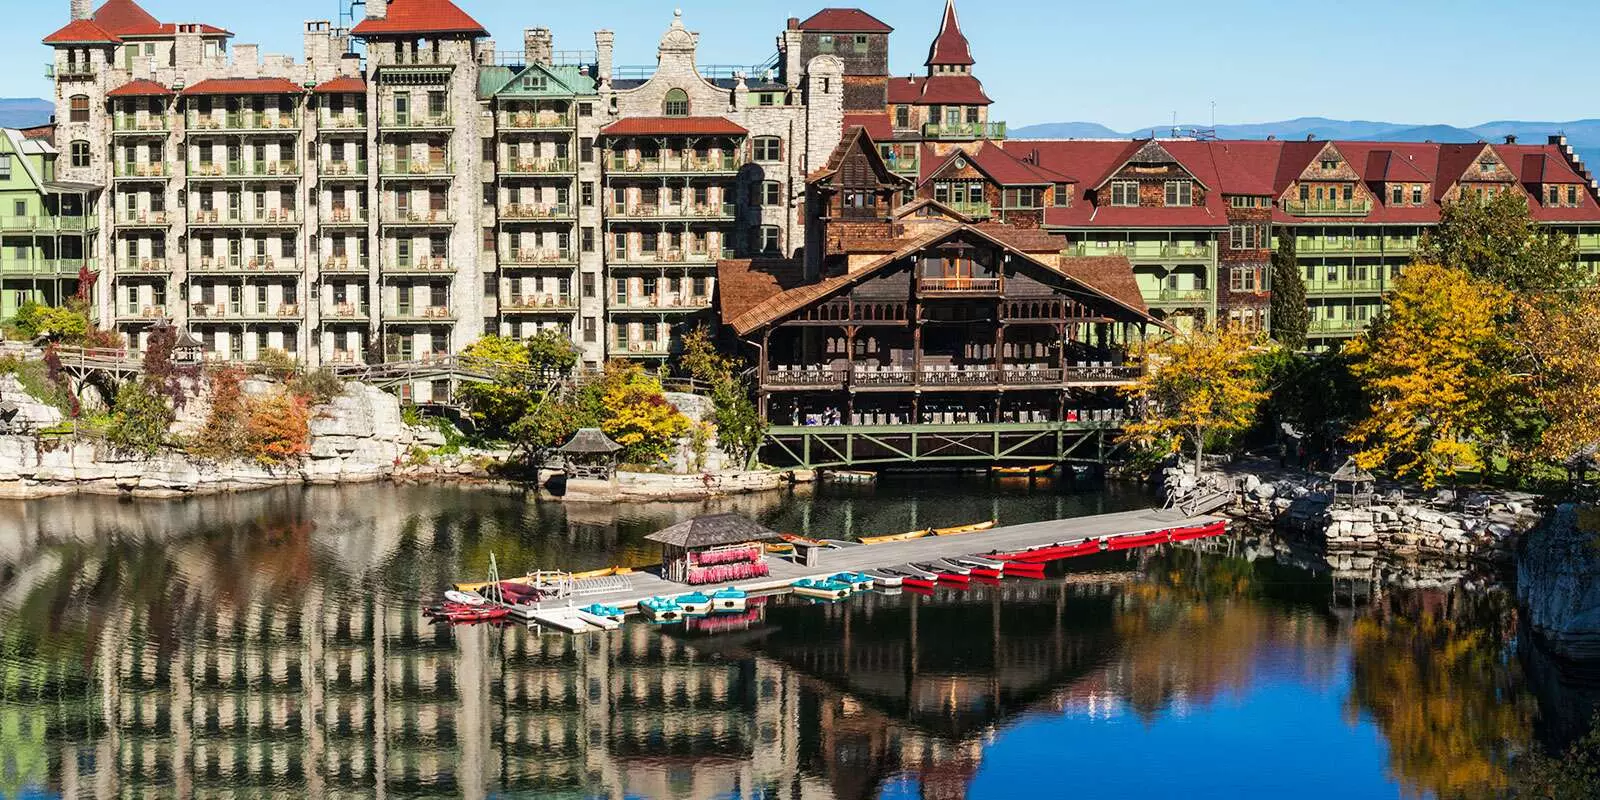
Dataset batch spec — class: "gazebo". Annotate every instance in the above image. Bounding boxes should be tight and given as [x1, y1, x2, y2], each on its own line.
[1331, 457, 1377, 507]
[558, 428, 623, 480]
[644, 513, 781, 585]
[174, 329, 206, 363]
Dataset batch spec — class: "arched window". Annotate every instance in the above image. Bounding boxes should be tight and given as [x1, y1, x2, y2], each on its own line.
[69, 140, 90, 168]
[69, 95, 89, 123]
[663, 89, 689, 117]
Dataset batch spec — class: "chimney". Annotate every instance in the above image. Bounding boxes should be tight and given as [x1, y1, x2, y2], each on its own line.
[369, 0, 387, 20]
[70, 0, 90, 21]
[1504, 134, 1517, 145]
[594, 30, 614, 83]
[1305, 134, 1316, 141]
[1266, 135, 1276, 141]
[787, 17, 799, 29]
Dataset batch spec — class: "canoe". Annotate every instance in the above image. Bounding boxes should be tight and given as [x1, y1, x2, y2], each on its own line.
[999, 560, 1046, 579]
[953, 559, 1004, 580]
[444, 589, 486, 606]
[995, 539, 1103, 563]
[991, 464, 1055, 476]
[780, 533, 835, 547]
[824, 470, 877, 483]
[676, 592, 713, 616]
[1108, 530, 1172, 551]
[858, 528, 932, 545]
[932, 520, 997, 536]
[933, 572, 970, 587]
[710, 586, 749, 614]
[437, 605, 509, 624]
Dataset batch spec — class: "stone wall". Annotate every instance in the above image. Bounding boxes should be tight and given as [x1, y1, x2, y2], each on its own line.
[1517, 504, 1600, 661]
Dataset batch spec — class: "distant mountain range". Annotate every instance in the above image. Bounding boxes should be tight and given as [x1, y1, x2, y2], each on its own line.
[0, 99, 54, 129]
[1012, 117, 1600, 174]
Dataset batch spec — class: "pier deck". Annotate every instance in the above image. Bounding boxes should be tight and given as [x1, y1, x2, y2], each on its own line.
[511, 506, 1225, 625]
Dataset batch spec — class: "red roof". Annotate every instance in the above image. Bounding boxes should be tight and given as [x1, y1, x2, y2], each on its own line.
[600, 117, 749, 137]
[182, 77, 306, 95]
[89, 0, 163, 36]
[926, 0, 975, 67]
[887, 74, 991, 105]
[797, 9, 893, 32]
[312, 76, 367, 94]
[42, 19, 122, 45]
[843, 112, 893, 140]
[151, 23, 231, 37]
[928, 142, 1073, 185]
[108, 79, 174, 97]
[351, 0, 488, 38]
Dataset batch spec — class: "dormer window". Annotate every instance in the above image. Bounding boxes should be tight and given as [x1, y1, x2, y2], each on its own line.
[1110, 181, 1138, 207]
[1164, 180, 1192, 207]
[1568, 185, 1580, 206]
[1320, 159, 1339, 171]
[663, 89, 689, 117]
[1549, 186, 1561, 205]
[1392, 186, 1403, 204]
[1479, 158, 1497, 174]
[1412, 185, 1424, 205]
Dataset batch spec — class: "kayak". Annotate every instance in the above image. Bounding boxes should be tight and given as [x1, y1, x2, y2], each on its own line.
[858, 528, 932, 545]
[991, 464, 1055, 477]
[933, 519, 997, 536]
[444, 589, 486, 606]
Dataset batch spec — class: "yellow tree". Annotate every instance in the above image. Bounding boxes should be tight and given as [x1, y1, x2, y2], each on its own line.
[1344, 263, 1512, 487]
[1120, 324, 1269, 476]
[599, 364, 690, 465]
[1515, 290, 1600, 464]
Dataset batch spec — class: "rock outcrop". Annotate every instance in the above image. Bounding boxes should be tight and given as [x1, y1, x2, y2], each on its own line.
[1517, 504, 1600, 661]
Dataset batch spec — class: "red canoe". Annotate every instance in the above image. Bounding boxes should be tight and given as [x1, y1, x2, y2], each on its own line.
[935, 572, 971, 587]
[1170, 521, 1228, 542]
[1107, 530, 1172, 551]
[1003, 540, 1103, 563]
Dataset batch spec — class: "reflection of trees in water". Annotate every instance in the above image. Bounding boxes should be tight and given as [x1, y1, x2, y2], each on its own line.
[1346, 587, 1532, 799]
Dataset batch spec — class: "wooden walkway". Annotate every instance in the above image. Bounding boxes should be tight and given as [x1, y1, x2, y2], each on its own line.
[506, 506, 1225, 629]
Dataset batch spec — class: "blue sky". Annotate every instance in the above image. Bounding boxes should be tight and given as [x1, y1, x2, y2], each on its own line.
[14, 0, 1600, 129]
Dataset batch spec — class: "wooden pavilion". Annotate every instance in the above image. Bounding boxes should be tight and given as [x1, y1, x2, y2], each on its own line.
[644, 513, 781, 585]
[558, 428, 623, 480]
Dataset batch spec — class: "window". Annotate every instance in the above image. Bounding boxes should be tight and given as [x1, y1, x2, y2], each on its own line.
[759, 93, 774, 106]
[1164, 181, 1192, 207]
[578, 102, 592, 117]
[761, 181, 781, 207]
[1342, 185, 1353, 201]
[0, 155, 10, 180]
[1229, 223, 1263, 250]
[1392, 186, 1404, 204]
[854, 34, 869, 53]
[70, 140, 90, 168]
[583, 316, 596, 342]
[428, 91, 446, 120]
[1230, 266, 1262, 292]
[582, 273, 595, 298]
[818, 34, 834, 52]
[759, 225, 780, 254]
[1569, 185, 1580, 206]
[663, 88, 689, 117]
[1002, 187, 1041, 208]
[1054, 184, 1072, 208]
[393, 93, 409, 123]
[895, 106, 909, 130]
[1320, 159, 1339, 171]
[754, 136, 781, 163]
[1412, 185, 1423, 205]
[1109, 181, 1138, 207]
[1549, 186, 1560, 205]
[581, 182, 594, 206]
[69, 95, 89, 123]
[1479, 158, 1497, 175]
[579, 137, 594, 164]
[1299, 184, 1310, 202]
[612, 278, 628, 304]
[581, 226, 595, 253]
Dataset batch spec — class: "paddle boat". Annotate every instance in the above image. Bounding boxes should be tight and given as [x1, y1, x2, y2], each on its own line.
[831, 572, 876, 592]
[863, 569, 905, 589]
[991, 464, 1055, 477]
[676, 592, 713, 616]
[639, 596, 684, 623]
[580, 603, 626, 624]
[710, 586, 749, 614]
[790, 577, 853, 601]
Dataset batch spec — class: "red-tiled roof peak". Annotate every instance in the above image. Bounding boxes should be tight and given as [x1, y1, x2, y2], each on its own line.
[796, 8, 893, 33]
[926, 0, 975, 67]
[350, 0, 488, 38]
[181, 77, 306, 95]
[90, 0, 163, 37]
[42, 18, 122, 45]
[311, 76, 367, 94]
[108, 79, 174, 97]
[600, 117, 749, 137]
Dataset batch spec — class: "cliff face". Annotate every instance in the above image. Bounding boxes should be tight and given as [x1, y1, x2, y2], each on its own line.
[0, 382, 427, 498]
[1517, 505, 1600, 662]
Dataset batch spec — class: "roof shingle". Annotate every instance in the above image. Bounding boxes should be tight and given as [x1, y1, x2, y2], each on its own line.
[797, 9, 893, 32]
[182, 77, 305, 95]
[107, 79, 173, 97]
[350, 0, 488, 38]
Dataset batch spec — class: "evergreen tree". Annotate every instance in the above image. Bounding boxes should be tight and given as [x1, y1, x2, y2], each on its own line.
[1269, 236, 1308, 349]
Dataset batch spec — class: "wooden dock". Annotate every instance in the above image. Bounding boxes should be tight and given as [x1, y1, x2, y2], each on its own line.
[507, 506, 1226, 632]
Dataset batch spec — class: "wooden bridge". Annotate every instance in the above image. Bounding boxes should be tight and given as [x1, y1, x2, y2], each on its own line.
[760, 420, 1130, 469]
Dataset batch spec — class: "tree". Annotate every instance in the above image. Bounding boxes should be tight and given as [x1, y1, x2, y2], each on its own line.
[1269, 236, 1308, 349]
[1120, 325, 1270, 476]
[1513, 712, 1600, 799]
[105, 380, 173, 457]
[597, 363, 689, 465]
[9, 301, 89, 343]
[243, 390, 310, 465]
[458, 332, 578, 438]
[1415, 191, 1583, 293]
[1513, 290, 1600, 464]
[189, 367, 249, 461]
[1344, 264, 1513, 487]
[677, 327, 767, 468]
[525, 327, 579, 374]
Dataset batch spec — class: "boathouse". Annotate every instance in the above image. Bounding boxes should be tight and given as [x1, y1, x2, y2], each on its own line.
[645, 513, 780, 584]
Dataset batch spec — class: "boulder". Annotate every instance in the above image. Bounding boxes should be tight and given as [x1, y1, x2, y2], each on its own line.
[1517, 505, 1600, 662]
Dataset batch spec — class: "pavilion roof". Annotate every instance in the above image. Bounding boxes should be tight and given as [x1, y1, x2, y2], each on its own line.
[644, 513, 782, 548]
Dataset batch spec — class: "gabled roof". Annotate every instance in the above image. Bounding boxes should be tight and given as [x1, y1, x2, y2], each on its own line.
[42, 19, 122, 45]
[490, 63, 596, 98]
[600, 117, 748, 137]
[350, 0, 488, 38]
[88, 0, 162, 37]
[311, 76, 366, 94]
[931, 142, 1073, 186]
[797, 9, 893, 33]
[926, 0, 975, 66]
[842, 112, 893, 140]
[1090, 139, 1207, 191]
[108, 79, 173, 97]
[717, 258, 809, 328]
[886, 75, 992, 106]
[809, 126, 908, 186]
[1364, 148, 1430, 183]
[182, 77, 305, 95]
[644, 513, 782, 548]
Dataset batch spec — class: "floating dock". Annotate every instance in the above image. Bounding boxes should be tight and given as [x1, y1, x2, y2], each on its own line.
[507, 506, 1227, 633]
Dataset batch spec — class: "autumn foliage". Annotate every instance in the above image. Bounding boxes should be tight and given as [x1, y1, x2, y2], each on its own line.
[1120, 324, 1270, 475]
[190, 366, 311, 465]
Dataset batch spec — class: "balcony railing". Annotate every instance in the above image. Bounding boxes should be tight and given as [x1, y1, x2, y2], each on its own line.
[319, 113, 368, 130]
[387, 257, 452, 273]
[379, 160, 451, 177]
[113, 162, 171, 178]
[321, 208, 369, 226]
[47, 63, 95, 79]
[189, 257, 298, 273]
[323, 303, 368, 319]
[383, 209, 453, 226]
[500, 203, 573, 221]
[1281, 198, 1374, 217]
[609, 203, 736, 220]
[4, 257, 99, 275]
[609, 248, 734, 265]
[503, 249, 575, 265]
[500, 111, 575, 130]
[610, 295, 712, 312]
[501, 295, 577, 311]
[1067, 242, 1214, 260]
[320, 256, 369, 273]
[381, 114, 453, 130]
[112, 115, 170, 133]
[118, 305, 171, 320]
[917, 276, 1001, 294]
[190, 303, 304, 320]
[117, 258, 168, 273]
[500, 158, 573, 175]
[0, 216, 97, 233]
[921, 121, 1007, 140]
[187, 160, 301, 178]
[319, 160, 368, 178]
[188, 209, 302, 226]
[1309, 317, 1374, 334]
[117, 210, 172, 226]
[609, 340, 669, 356]
[388, 305, 455, 321]
[609, 155, 741, 174]
[948, 201, 991, 219]
[186, 113, 302, 132]
[764, 362, 1140, 388]
[1304, 278, 1386, 294]
[1144, 287, 1212, 303]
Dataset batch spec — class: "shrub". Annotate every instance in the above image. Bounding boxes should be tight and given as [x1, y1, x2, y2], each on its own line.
[255, 348, 300, 380]
[188, 367, 247, 461]
[0, 356, 74, 416]
[401, 405, 424, 427]
[105, 380, 173, 457]
[243, 390, 310, 465]
[288, 367, 343, 406]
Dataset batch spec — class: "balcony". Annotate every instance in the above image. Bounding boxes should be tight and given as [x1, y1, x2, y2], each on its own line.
[499, 203, 574, 222]
[609, 248, 733, 266]
[948, 201, 991, 219]
[321, 208, 369, 227]
[921, 121, 1007, 140]
[113, 162, 171, 179]
[189, 257, 299, 274]
[188, 209, 302, 227]
[112, 115, 170, 134]
[379, 160, 451, 178]
[117, 305, 171, 320]
[608, 340, 669, 357]
[190, 303, 304, 321]
[1304, 278, 1386, 295]
[381, 209, 454, 227]
[385, 257, 453, 275]
[608, 203, 736, 221]
[608, 155, 741, 175]
[917, 276, 1001, 295]
[610, 295, 711, 312]
[1308, 317, 1374, 335]
[1068, 242, 1214, 261]
[319, 112, 368, 131]
[1143, 287, 1212, 304]
[117, 258, 169, 274]
[380, 114, 453, 131]
[499, 111, 575, 130]
[502, 249, 575, 266]
[320, 256, 369, 273]
[326, 349, 365, 365]
[1281, 198, 1374, 217]
[319, 160, 368, 179]
[186, 160, 301, 180]
[501, 295, 577, 312]
[499, 158, 574, 176]
[0, 215, 97, 233]
[4, 257, 99, 275]
[386, 306, 455, 322]
[117, 210, 173, 228]
[322, 302, 369, 320]
[186, 113, 302, 133]
[764, 362, 1141, 389]
[47, 63, 95, 80]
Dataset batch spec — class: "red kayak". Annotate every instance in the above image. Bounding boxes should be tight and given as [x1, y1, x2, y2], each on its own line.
[1001, 561, 1046, 578]
[900, 576, 937, 590]
[1170, 521, 1228, 542]
[1108, 530, 1172, 551]
[935, 572, 970, 587]
[1002, 539, 1102, 563]
[441, 606, 509, 623]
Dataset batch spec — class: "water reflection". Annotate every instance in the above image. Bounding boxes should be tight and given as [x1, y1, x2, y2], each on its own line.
[0, 483, 1582, 799]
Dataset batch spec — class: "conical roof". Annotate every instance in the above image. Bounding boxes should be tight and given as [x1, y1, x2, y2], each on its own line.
[644, 513, 781, 548]
[558, 427, 622, 455]
[925, 0, 975, 67]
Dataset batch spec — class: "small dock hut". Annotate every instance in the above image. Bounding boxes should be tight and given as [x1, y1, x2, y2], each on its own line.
[645, 513, 782, 585]
[559, 428, 623, 480]
[1331, 457, 1377, 507]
